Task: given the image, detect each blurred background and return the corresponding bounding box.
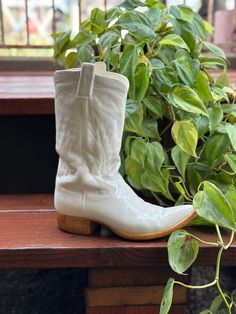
[0,0,235,58]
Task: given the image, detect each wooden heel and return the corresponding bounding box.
[57,213,99,235]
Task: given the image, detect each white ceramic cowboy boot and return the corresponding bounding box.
[54,62,196,241]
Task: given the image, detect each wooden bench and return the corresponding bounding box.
[0,71,236,314]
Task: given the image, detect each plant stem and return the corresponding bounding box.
[174,280,216,289]
[189,233,218,247]
[215,245,231,312]
[221,169,235,176]
[174,227,235,313]
[181,180,193,200]
[216,225,224,246]
[215,246,223,280]
[160,121,172,137]
[225,231,235,250]
[166,101,176,122]
[160,93,176,122]
[214,226,233,313]
[151,191,168,206]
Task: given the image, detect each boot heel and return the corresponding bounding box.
[57,213,99,235]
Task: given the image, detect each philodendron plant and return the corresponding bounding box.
[161,180,236,313]
[52,0,236,312]
[53,0,236,207]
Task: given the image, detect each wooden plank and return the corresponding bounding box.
[88,267,189,288]
[0,73,54,115]
[0,210,168,268]
[0,98,54,115]
[0,74,54,97]
[0,71,236,115]
[85,285,186,306]
[86,305,186,314]
[0,194,54,211]
[0,211,235,268]
[0,195,235,268]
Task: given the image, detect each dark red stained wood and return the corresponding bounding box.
[0,70,236,115]
[88,267,189,288]
[0,194,235,268]
[0,194,54,210]
[0,73,54,115]
[0,98,54,115]
[86,305,186,314]
[0,210,168,268]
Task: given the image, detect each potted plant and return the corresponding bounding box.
[52,0,236,312]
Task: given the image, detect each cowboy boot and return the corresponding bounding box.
[54,62,196,241]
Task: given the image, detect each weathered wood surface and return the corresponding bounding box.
[85,285,186,306]
[0,194,236,268]
[0,71,235,115]
[86,305,186,314]
[88,267,188,288]
[0,73,54,115]
[0,194,54,211]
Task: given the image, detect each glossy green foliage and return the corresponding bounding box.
[53,3,236,314]
[52,0,236,208]
[167,229,199,274]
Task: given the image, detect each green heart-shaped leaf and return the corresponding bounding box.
[208,107,223,132]
[120,44,139,98]
[168,230,199,274]
[130,138,146,168]
[134,63,150,102]
[171,120,198,158]
[195,71,213,101]
[143,96,164,118]
[225,153,236,173]
[145,141,165,171]
[171,145,190,178]
[124,156,144,190]
[71,29,96,46]
[125,99,143,135]
[64,52,78,69]
[202,41,226,59]
[159,34,190,52]
[226,124,236,151]
[201,133,230,169]
[118,0,145,10]
[193,181,236,231]
[170,86,208,116]
[160,278,175,314]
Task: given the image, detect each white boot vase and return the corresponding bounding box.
[54,62,196,241]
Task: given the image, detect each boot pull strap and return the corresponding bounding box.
[77,62,95,98]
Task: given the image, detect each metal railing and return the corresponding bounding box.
[0,0,235,51]
[0,0,111,49]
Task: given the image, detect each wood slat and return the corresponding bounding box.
[0,98,54,115]
[0,73,54,115]
[0,194,54,210]
[0,71,236,115]
[88,267,189,288]
[86,305,186,314]
[85,285,186,306]
[0,195,236,268]
[0,210,167,268]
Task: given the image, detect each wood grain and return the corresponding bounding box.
[57,213,99,235]
[0,71,236,115]
[0,73,54,115]
[85,285,186,306]
[0,194,54,210]
[88,267,189,288]
[0,98,54,115]
[0,194,236,268]
[86,305,186,314]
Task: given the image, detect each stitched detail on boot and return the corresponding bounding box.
[110,180,158,221]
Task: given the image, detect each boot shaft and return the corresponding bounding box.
[54,63,129,194]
